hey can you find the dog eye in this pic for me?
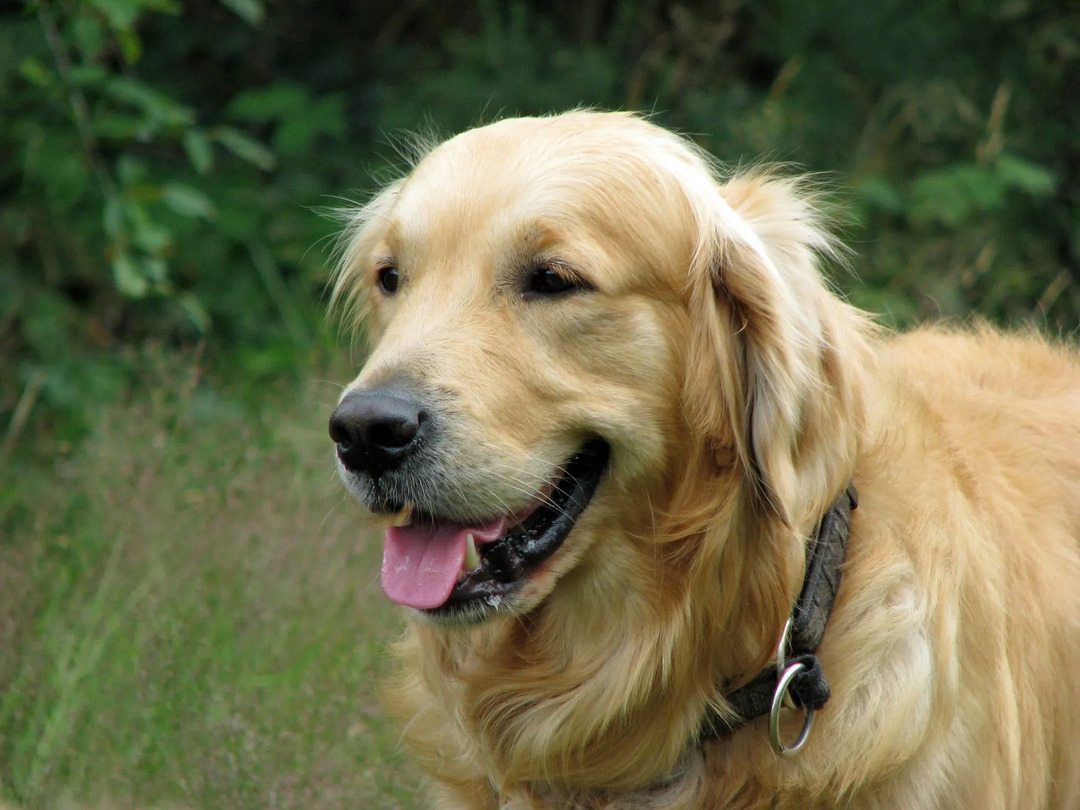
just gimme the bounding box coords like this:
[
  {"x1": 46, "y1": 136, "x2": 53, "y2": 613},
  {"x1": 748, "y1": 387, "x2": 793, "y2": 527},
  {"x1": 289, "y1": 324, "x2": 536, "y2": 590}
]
[
  {"x1": 376, "y1": 266, "x2": 400, "y2": 295},
  {"x1": 525, "y1": 264, "x2": 586, "y2": 298}
]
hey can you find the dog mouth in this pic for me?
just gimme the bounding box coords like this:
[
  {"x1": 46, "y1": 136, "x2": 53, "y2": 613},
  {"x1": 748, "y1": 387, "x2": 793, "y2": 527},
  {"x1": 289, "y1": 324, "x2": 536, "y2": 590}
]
[{"x1": 379, "y1": 439, "x2": 610, "y2": 617}]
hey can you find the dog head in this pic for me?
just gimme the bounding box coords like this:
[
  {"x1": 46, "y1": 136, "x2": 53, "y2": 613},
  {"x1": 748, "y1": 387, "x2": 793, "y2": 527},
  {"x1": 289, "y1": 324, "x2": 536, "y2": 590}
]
[{"x1": 330, "y1": 112, "x2": 866, "y2": 634}]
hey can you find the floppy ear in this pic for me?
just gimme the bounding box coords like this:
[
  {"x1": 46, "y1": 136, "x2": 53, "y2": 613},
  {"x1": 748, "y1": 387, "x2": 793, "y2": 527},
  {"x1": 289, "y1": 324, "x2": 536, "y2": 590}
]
[{"x1": 683, "y1": 172, "x2": 868, "y2": 529}]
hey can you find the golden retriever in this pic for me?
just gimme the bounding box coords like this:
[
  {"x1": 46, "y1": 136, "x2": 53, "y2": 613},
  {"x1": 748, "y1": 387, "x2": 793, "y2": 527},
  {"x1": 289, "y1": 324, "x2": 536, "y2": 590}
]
[{"x1": 328, "y1": 111, "x2": 1080, "y2": 809}]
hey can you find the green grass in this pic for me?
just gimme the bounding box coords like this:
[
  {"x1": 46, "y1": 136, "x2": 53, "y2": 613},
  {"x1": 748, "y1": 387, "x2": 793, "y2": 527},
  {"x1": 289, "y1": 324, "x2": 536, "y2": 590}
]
[{"x1": 0, "y1": 356, "x2": 420, "y2": 809}]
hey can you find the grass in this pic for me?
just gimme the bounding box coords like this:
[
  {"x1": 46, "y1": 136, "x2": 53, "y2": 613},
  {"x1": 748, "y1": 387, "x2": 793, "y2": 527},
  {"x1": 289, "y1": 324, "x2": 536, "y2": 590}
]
[{"x1": 0, "y1": 354, "x2": 420, "y2": 809}]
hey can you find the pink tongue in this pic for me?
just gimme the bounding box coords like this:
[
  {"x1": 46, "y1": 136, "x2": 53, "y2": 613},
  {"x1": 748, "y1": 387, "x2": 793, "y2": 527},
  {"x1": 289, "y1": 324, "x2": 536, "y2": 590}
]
[{"x1": 381, "y1": 516, "x2": 508, "y2": 609}]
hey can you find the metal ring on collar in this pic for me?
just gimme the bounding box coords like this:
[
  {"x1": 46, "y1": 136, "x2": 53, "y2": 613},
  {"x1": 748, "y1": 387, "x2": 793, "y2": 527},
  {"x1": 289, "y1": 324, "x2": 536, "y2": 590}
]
[
  {"x1": 775, "y1": 618, "x2": 798, "y2": 711},
  {"x1": 769, "y1": 660, "x2": 815, "y2": 758},
  {"x1": 775, "y1": 618, "x2": 792, "y2": 676}
]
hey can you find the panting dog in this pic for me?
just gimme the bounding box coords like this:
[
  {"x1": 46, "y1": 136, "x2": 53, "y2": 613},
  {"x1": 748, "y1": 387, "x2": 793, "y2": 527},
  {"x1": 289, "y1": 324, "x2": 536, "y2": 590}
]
[{"x1": 329, "y1": 111, "x2": 1080, "y2": 809}]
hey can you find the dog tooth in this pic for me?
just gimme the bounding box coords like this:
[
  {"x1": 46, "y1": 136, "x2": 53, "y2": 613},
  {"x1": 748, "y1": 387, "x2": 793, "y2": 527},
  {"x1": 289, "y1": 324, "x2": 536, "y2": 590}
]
[{"x1": 464, "y1": 533, "x2": 481, "y2": 570}]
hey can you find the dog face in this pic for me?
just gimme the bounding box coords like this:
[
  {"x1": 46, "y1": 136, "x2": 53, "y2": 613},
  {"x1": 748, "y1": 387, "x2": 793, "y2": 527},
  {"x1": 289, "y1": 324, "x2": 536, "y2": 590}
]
[{"x1": 330, "y1": 112, "x2": 857, "y2": 628}]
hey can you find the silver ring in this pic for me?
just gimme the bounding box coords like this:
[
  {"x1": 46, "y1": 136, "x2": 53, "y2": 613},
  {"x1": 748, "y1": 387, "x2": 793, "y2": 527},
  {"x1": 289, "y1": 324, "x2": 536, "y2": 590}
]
[
  {"x1": 775, "y1": 618, "x2": 792, "y2": 676},
  {"x1": 769, "y1": 661, "x2": 815, "y2": 758},
  {"x1": 775, "y1": 618, "x2": 797, "y2": 710}
]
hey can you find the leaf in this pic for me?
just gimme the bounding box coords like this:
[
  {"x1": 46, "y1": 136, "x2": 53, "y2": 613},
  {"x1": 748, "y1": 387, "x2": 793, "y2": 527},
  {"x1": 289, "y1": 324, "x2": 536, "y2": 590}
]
[
  {"x1": 227, "y1": 82, "x2": 308, "y2": 122},
  {"x1": 227, "y1": 83, "x2": 345, "y2": 157},
  {"x1": 211, "y1": 127, "x2": 276, "y2": 171},
  {"x1": 907, "y1": 164, "x2": 1006, "y2": 227},
  {"x1": 176, "y1": 291, "x2": 212, "y2": 333},
  {"x1": 21, "y1": 293, "x2": 72, "y2": 361},
  {"x1": 129, "y1": 207, "x2": 173, "y2": 254},
  {"x1": 144, "y1": 0, "x2": 181, "y2": 13},
  {"x1": 42, "y1": 152, "x2": 90, "y2": 213},
  {"x1": 274, "y1": 119, "x2": 320, "y2": 157},
  {"x1": 218, "y1": 0, "x2": 265, "y2": 25},
  {"x1": 275, "y1": 94, "x2": 346, "y2": 156},
  {"x1": 71, "y1": 15, "x2": 107, "y2": 59},
  {"x1": 182, "y1": 130, "x2": 213, "y2": 174},
  {"x1": 94, "y1": 112, "x2": 144, "y2": 141},
  {"x1": 19, "y1": 58, "x2": 54, "y2": 88},
  {"x1": 161, "y1": 184, "x2": 216, "y2": 219},
  {"x1": 995, "y1": 153, "x2": 1056, "y2": 197},
  {"x1": 112, "y1": 250, "x2": 150, "y2": 297},
  {"x1": 116, "y1": 155, "x2": 149, "y2": 185},
  {"x1": 103, "y1": 195, "x2": 125, "y2": 239},
  {"x1": 115, "y1": 27, "x2": 142, "y2": 64},
  {"x1": 67, "y1": 65, "x2": 107, "y2": 89},
  {"x1": 141, "y1": 256, "x2": 168, "y2": 284},
  {"x1": 906, "y1": 155, "x2": 1058, "y2": 228},
  {"x1": 105, "y1": 77, "x2": 194, "y2": 127},
  {"x1": 855, "y1": 176, "x2": 904, "y2": 214},
  {"x1": 88, "y1": 0, "x2": 141, "y2": 31}
]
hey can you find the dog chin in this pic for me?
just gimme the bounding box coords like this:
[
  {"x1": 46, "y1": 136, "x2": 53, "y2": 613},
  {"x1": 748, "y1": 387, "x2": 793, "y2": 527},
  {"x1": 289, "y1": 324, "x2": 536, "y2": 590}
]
[{"x1": 412, "y1": 592, "x2": 522, "y2": 626}]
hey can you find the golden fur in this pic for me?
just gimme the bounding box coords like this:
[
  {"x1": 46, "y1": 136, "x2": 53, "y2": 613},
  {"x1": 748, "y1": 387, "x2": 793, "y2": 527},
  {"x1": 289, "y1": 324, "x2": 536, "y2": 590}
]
[{"x1": 332, "y1": 111, "x2": 1080, "y2": 809}]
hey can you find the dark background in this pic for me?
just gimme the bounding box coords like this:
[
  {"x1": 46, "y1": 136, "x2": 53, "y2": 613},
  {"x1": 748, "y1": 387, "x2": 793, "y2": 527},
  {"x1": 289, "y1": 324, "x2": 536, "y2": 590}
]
[{"x1": 3, "y1": 0, "x2": 1079, "y2": 458}]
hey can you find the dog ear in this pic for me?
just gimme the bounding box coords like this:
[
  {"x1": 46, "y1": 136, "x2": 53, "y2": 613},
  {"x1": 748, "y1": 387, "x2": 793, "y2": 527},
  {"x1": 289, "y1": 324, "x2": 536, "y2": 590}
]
[
  {"x1": 330, "y1": 130, "x2": 440, "y2": 331},
  {"x1": 329, "y1": 179, "x2": 407, "y2": 335},
  {"x1": 683, "y1": 172, "x2": 866, "y2": 527}
]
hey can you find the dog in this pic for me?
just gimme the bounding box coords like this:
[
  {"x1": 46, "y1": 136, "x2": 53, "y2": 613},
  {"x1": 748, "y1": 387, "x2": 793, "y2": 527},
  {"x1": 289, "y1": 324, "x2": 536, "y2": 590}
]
[{"x1": 328, "y1": 111, "x2": 1080, "y2": 809}]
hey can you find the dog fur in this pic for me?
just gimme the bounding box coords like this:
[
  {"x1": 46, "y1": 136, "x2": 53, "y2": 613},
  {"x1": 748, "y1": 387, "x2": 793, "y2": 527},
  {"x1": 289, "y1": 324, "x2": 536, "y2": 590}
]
[{"x1": 331, "y1": 111, "x2": 1080, "y2": 809}]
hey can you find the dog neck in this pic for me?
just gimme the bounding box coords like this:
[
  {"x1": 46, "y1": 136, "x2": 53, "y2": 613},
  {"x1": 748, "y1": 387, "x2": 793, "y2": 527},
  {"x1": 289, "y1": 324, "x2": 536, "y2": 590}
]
[{"x1": 700, "y1": 483, "x2": 858, "y2": 742}]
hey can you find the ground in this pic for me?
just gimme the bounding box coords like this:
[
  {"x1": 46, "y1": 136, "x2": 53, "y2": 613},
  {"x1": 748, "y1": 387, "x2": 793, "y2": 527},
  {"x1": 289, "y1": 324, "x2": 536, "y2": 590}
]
[{"x1": 0, "y1": 356, "x2": 418, "y2": 810}]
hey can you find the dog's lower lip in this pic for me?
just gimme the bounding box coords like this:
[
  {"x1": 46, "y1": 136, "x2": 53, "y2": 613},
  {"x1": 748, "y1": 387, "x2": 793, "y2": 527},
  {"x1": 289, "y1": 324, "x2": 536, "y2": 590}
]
[{"x1": 424, "y1": 438, "x2": 610, "y2": 616}]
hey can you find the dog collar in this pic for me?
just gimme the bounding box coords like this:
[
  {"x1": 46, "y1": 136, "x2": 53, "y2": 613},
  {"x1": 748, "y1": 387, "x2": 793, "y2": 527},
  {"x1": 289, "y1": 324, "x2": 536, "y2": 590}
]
[{"x1": 699, "y1": 483, "x2": 857, "y2": 755}]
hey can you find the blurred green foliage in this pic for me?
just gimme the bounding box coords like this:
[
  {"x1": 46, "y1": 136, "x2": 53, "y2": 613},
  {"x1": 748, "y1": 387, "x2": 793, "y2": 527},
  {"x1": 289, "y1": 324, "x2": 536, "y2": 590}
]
[{"x1": 3, "y1": 0, "x2": 1079, "y2": 455}]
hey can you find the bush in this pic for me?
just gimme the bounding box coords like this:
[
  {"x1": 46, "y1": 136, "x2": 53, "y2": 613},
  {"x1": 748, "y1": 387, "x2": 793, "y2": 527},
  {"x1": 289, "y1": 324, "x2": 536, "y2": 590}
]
[{"x1": 3, "y1": 0, "x2": 1078, "y2": 456}]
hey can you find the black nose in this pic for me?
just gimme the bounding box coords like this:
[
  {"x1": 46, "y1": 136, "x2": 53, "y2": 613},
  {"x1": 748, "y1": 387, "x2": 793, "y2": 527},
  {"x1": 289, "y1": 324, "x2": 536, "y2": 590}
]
[{"x1": 329, "y1": 388, "x2": 428, "y2": 476}]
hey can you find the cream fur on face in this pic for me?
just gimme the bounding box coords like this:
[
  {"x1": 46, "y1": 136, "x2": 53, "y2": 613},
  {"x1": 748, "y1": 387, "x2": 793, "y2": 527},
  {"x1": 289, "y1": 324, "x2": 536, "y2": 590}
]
[{"x1": 330, "y1": 111, "x2": 1080, "y2": 810}]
